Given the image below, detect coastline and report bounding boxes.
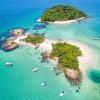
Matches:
[39,39,93,72]
[39,39,94,80]
[15,36,93,74]
[8,32,94,80]
[36,17,86,24]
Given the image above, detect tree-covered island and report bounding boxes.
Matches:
[41,5,87,22]
[24,34,45,45]
[50,43,82,69]
[50,42,82,80]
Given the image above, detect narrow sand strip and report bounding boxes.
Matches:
[37,17,85,24]
[39,39,94,73]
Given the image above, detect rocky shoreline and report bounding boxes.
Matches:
[2,40,19,51]
[10,28,25,37]
[1,28,25,51]
[42,51,81,80]
[1,28,92,81]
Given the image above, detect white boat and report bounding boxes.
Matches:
[51,68,55,71]
[45,66,50,68]
[5,62,13,67]
[59,91,65,97]
[32,68,38,72]
[93,37,99,40]
[40,82,48,86]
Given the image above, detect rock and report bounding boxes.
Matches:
[2,40,19,51]
[58,64,81,80]
[10,28,25,37]
[43,51,50,59]
[65,68,81,80]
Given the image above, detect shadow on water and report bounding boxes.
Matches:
[32,23,47,30]
[88,69,100,83]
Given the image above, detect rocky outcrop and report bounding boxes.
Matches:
[65,68,81,80]
[10,28,25,37]
[58,64,81,80]
[2,40,19,51]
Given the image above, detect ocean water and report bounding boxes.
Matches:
[0,0,100,100]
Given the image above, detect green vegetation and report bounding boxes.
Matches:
[24,35,44,45]
[50,43,82,70]
[41,5,87,22]
[11,41,16,44]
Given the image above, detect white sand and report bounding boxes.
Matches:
[66,40,94,73]
[36,18,41,22]
[14,35,36,48]
[38,39,94,73]
[36,17,85,24]
[14,35,94,73]
[39,38,54,53]
[14,35,26,42]
[54,17,85,24]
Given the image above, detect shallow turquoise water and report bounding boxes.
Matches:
[0,0,100,100]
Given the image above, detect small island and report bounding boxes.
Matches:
[2,40,19,51]
[10,28,25,37]
[38,5,87,24]
[50,42,82,80]
[24,34,45,45]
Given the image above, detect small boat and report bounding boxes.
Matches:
[51,68,55,71]
[45,66,50,68]
[40,82,48,86]
[32,68,38,72]
[93,37,99,40]
[59,91,66,97]
[5,62,13,67]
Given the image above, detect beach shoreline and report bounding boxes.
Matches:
[36,17,86,24]
[40,39,93,72]
[15,36,94,75]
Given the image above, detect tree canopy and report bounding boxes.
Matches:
[41,5,87,22]
[24,34,44,45]
[50,42,82,70]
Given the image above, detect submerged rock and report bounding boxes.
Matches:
[88,69,100,83]
[33,23,46,30]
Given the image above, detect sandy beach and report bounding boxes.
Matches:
[14,35,37,48]
[38,39,94,73]
[66,40,94,73]
[37,17,86,24]
[14,35,94,74]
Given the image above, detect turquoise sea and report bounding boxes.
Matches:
[0,0,100,100]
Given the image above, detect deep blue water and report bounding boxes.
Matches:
[0,0,100,33]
